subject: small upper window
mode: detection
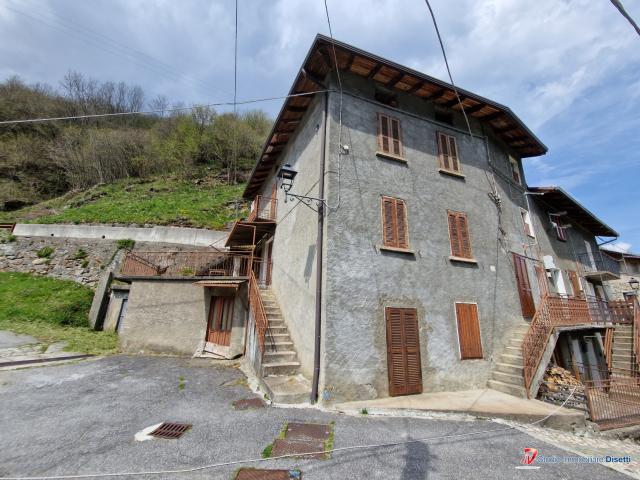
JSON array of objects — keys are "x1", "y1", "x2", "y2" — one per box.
[
  {"x1": 510, "y1": 157, "x2": 522, "y2": 185},
  {"x1": 377, "y1": 113, "x2": 403, "y2": 159},
  {"x1": 521, "y1": 209, "x2": 534, "y2": 238},
  {"x1": 437, "y1": 132, "x2": 460, "y2": 174},
  {"x1": 550, "y1": 214, "x2": 567, "y2": 241}
]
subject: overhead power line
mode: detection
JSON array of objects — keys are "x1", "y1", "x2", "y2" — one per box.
[
  {"x1": 0, "y1": 90, "x2": 330, "y2": 125},
  {"x1": 422, "y1": 0, "x2": 473, "y2": 137},
  {"x1": 609, "y1": 0, "x2": 640, "y2": 37}
]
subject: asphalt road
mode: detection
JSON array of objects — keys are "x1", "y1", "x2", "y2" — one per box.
[{"x1": 0, "y1": 356, "x2": 631, "y2": 479}]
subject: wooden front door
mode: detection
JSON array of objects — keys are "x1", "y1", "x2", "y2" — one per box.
[
  {"x1": 513, "y1": 253, "x2": 535, "y2": 318},
  {"x1": 206, "y1": 296, "x2": 234, "y2": 346},
  {"x1": 386, "y1": 307, "x2": 423, "y2": 396}
]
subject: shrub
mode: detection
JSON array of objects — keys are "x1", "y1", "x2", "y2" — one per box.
[
  {"x1": 180, "y1": 267, "x2": 195, "y2": 276},
  {"x1": 7, "y1": 235, "x2": 16, "y2": 242},
  {"x1": 73, "y1": 248, "x2": 87, "y2": 260},
  {"x1": 81, "y1": 259, "x2": 89, "y2": 268},
  {"x1": 36, "y1": 246, "x2": 54, "y2": 258},
  {"x1": 116, "y1": 239, "x2": 135, "y2": 250}
]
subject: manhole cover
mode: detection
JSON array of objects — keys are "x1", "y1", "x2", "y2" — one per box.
[
  {"x1": 286, "y1": 423, "x2": 331, "y2": 441},
  {"x1": 270, "y1": 439, "x2": 325, "y2": 459},
  {"x1": 233, "y1": 397, "x2": 266, "y2": 410},
  {"x1": 149, "y1": 422, "x2": 192, "y2": 439},
  {"x1": 235, "y1": 469, "x2": 301, "y2": 480}
]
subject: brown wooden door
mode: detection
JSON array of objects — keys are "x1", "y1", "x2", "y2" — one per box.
[
  {"x1": 455, "y1": 303, "x2": 483, "y2": 359},
  {"x1": 206, "y1": 296, "x2": 234, "y2": 346},
  {"x1": 513, "y1": 253, "x2": 535, "y2": 318},
  {"x1": 534, "y1": 264, "x2": 549, "y2": 299},
  {"x1": 386, "y1": 307, "x2": 422, "y2": 396}
]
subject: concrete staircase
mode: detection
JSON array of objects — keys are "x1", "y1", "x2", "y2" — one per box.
[
  {"x1": 258, "y1": 288, "x2": 311, "y2": 403},
  {"x1": 611, "y1": 324, "x2": 635, "y2": 371},
  {"x1": 487, "y1": 322, "x2": 529, "y2": 398}
]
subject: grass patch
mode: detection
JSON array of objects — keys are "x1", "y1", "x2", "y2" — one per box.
[
  {"x1": 73, "y1": 248, "x2": 88, "y2": 260},
  {"x1": 0, "y1": 173, "x2": 248, "y2": 229},
  {"x1": 0, "y1": 272, "x2": 117, "y2": 354},
  {"x1": 261, "y1": 443, "x2": 273, "y2": 458},
  {"x1": 178, "y1": 376, "x2": 186, "y2": 391},
  {"x1": 278, "y1": 422, "x2": 289, "y2": 439},
  {"x1": 323, "y1": 422, "x2": 335, "y2": 459},
  {"x1": 116, "y1": 239, "x2": 135, "y2": 250},
  {"x1": 360, "y1": 408, "x2": 368, "y2": 415},
  {"x1": 36, "y1": 246, "x2": 54, "y2": 258}
]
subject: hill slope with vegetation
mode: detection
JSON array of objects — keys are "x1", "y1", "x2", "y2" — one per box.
[{"x1": 0, "y1": 72, "x2": 270, "y2": 226}]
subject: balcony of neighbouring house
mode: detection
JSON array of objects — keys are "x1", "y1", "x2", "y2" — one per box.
[
  {"x1": 247, "y1": 195, "x2": 277, "y2": 222},
  {"x1": 577, "y1": 251, "x2": 621, "y2": 280},
  {"x1": 118, "y1": 250, "x2": 252, "y2": 280}
]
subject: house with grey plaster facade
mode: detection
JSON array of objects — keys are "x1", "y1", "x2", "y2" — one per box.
[{"x1": 112, "y1": 35, "x2": 635, "y2": 406}]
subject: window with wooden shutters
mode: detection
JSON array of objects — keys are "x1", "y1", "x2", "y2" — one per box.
[
  {"x1": 437, "y1": 132, "x2": 460, "y2": 173},
  {"x1": 381, "y1": 196, "x2": 410, "y2": 250},
  {"x1": 385, "y1": 307, "x2": 422, "y2": 396},
  {"x1": 377, "y1": 113, "x2": 403, "y2": 158},
  {"x1": 447, "y1": 210, "x2": 473, "y2": 260},
  {"x1": 510, "y1": 158, "x2": 522, "y2": 185},
  {"x1": 521, "y1": 209, "x2": 534, "y2": 237},
  {"x1": 550, "y1": 214, "x2": 567, "y2": 241},
  {"x1": 455, "y1": 303, "x2": 483, "y2": 360}
]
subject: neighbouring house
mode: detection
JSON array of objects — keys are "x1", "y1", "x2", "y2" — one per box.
[
  {"x1": 600, "y1": 249, "x2": 640, "y2": 301},
  {"x1": 111, "y1": 35, "x2": 638, "y2": 413}
]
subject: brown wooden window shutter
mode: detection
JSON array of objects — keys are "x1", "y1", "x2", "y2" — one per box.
[
  {"x1": 447, "y1": 210, "x2": 473, "y2": 259},
  {"x1": 455, "y1": 303, "x2": 483, "y2": 359},
  {"x1": 377, "y1": 113, "x2": 403, "y2": 157},
  {"x1": 385, "y1": 307, "x2": 422, "y2": 396},
  {"x1": 381, "y1": 196, "x2": 409, "y2": 249},
  {"x1": 437, "y1": 132, "x2": 460, "y2": 173},
  {"x1": 567, "y1": 270, "x2": 583, "y2": 298}
]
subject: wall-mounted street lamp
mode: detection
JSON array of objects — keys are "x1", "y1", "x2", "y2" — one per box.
[
  {"x1": 629, "y1": 277, "x2": 640, "y2": 293},
  {"x1": 277, "y1": 164, "x2": 327, "y2": 213}
]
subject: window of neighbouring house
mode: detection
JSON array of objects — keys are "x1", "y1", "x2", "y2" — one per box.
[
  {"x1": 521, "y1": 209, "x2": 535, "y2": 238},
  {"x1": 377, "y1": 113, "x2": 403, "y2": 159},
  {"x1": 381, "y1": 196, "x2": 410, "y2": 250},
  {"x1": 550, "y1": 213, "x2": 567, "y2": 241},
  {"x1": 447, "y1": 210, "x2": 473, "y2": 260},
  {"x1": 455, "y1": 303, "x2": 483, "y2": 359},
  {"x1": 510, "y1": 157, "x2": 522, "y2": 185},
  {"x1": 437, "y1": 131, "x2": 461, "y2": 174}
]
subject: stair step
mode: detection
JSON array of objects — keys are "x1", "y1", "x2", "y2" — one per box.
[
  {"x1": 505, "y1": 346, "x2": 522, "y2": 354},
  {"x1": 499, "y1": 354, "x2": 523, "y2": 366},
  {"x1": 491, "y1": 371, "x2": 524, "y2": 385},
  {"x1": 263, "y1": 362, "x2": 300, "y2": 376},
  {"x1": 264, "y1": 351, "x2": 298, "y2": 362},
  {"x1": 615, "y1": 335, "x2": 633, "y2": 341},
  {"x1": 265, "y1": 342, "x2": 294, "y2": 352},
  {"x1": 494, "y1": 362, "x2": 524, "y2": 375},
  {"x1": 488, "y1": 380, "x2": 526, "y2": 397}
]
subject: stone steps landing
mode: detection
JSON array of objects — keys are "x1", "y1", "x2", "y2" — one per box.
[{"x1": 488, "y1": 323, "x2": 529, "y2": 398}]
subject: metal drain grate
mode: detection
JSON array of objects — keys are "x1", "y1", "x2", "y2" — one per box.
[
  {"x1": 285, "y1": 423, "x2": 331, "y2": 441},
  {"x1": 235, "y1": 469, "x2": 301, "y2": 480},
  {"x1": 233, "y1": 397, "x2": 267, "y2": 410},
  {"x1": 149, "y1": 422, "x2": 192, "y2": 439},
  {"x1": 270, "y1": 439, "x2": 325, "y2": 459}
]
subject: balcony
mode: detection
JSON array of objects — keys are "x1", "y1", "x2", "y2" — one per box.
[
  {"x1": 577, "y1": 251, "x2": 621, "y2": 280},
  {"x1": 119, "y1": 250, "x2": 252, "y2": 279},
  {"x1": 247, "y1": 195, "x2": 277, "y2": 222}
]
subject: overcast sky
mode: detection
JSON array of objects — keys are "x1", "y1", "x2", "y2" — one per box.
[{"x1": 1, "y1": 0, "x2": 639, "y2": 250}]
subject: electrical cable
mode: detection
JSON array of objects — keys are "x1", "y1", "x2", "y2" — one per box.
[
  {"x1": 609, "y1": 0, "x2": 640, "y2": 36},
  {"x1": 322, "y1": 0, "x2": 343, "y2": 211},
  {"x1": 0, "y1": 387, "x2": 578, "y2": 480},
  {"x1": 423, "y1": 0, "x2": 473, "y2": 138},
  {"x1": 0, "y1": 90, "x2": 331, "y2": 125}
]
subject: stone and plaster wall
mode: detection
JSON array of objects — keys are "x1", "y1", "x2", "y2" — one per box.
[
  {"x1": 254, "y1": 95, "x2": 327, "y2": 379},
  {"x1": 318, "y1": 74, "x2": 532, "y2": 403},
  {"x1": 119, "y1": 279, "x2": 247, "y2": 357},
  {"x1": 0, "y1": 236, "x2": 122, "y2": 287}
]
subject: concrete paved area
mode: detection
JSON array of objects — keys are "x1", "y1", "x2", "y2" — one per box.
[
  {"x1": 336, "y1": 388, "x2": 587, "y2": 430},
  {"x1": 0, "y1": 331, "x2": 38, "y2": 349},
  {"x1": 0, "y1": 356, "x2": 633, "y2": 479}
]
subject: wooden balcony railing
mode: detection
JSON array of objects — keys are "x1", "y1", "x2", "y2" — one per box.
[
  {"x1": 247, "y1": 195, "x2": 277, "y2": 222},
  {"x1": 522, "y1": 294, "x2": 634, "y2": 396},
  {"x1": 119, "y1": 251, "x2": 252, "y2": 278}
]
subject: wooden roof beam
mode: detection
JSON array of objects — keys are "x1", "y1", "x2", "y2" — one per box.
[
  {"x1": 301, "y1": 68, "x2": 326, "y2": 88},
  {"x1": 386, "y1": 71, "x2": 405, "y2": 88},
  {"x1": 493, "y1": 125, "x2": 519, "y2": 134},
  {"x1": 442, "y1": 96, "x2": 466, "y2": 108},
  {"x1": 406, "y1": 81, "x2": 425, "y2": 95},
  {"x1": 344, "y1": 54, "x2": 355, "y2": 71},
  {"x1": 286, "y1": 106, "x2": 309, "y2": 113},
  {"x1": 462, "y1": 103, "x2": 486, "y2": 115},
  {"x1": 367, "y1": 64, "x2": 383, "y2": 79},
  {"x1": 318, "y1": 46, "x2": 334, "y2": 70},
  {"x1": 427, "y1": 88, "x2": 448, "y2": 100},
  {"x1": 479, "y1": 111, "x2": 504, "y2": 122}
]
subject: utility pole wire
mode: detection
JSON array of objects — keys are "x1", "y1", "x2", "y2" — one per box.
[
  {"x1": 231, "y1": 0, "x2": 239, "y2": 186},
  {"x1": 609, "y1": 0, "x2": 640, "y2": 37},
  {"x1": 423, "y1": 0, "x2": 473, "y2": 137}
]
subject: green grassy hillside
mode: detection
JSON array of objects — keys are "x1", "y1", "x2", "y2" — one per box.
[{"x1": 0, "y1": 172, "x2": 248, "y2": 229}]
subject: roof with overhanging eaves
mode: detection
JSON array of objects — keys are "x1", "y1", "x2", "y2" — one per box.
[{"x1": 243, "y1": 34, "x2": 548, "y2": 199}]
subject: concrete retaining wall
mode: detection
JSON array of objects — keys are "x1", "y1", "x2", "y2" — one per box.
[{"x1": 13, "y1": 224, "x2": 228, "y2": 247}]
